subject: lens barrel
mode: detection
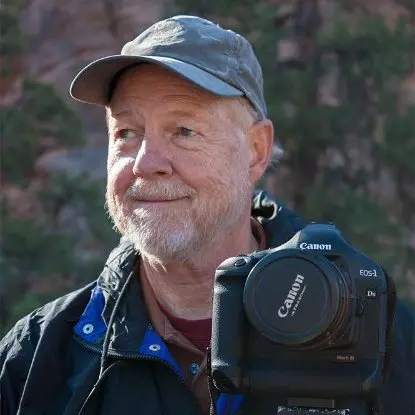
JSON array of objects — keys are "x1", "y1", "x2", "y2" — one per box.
[{"x1": 243, "y1": 249, "x2": 351, "y2": 348}]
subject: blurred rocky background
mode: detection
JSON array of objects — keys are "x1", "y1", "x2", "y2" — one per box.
[{"x1": 1, "y1": 0, "x2": 414, "y2": 335}]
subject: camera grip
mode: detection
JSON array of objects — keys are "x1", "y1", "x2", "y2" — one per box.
[{"x1": 210, "y1": 256, "x2": 252, "y2": 391}]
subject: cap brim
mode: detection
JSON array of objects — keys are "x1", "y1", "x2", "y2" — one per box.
[{"x1": 70, "y1": 55, "x2": 243, "y2": 105}]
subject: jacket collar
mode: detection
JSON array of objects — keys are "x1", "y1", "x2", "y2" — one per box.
[{"x1": 73, "y1": 191, "x2": 306, "y2": 355}]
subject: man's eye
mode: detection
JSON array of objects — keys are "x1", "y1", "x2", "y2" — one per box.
[
  {"x1": 177, "y1": 127, "x2": 196, "y2": 137},
  {"x1": 116, "y1": 129, "x2": 137, "y2": 140}
]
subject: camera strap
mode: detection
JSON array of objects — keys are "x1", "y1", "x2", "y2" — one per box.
[
  {"x1": 383, "y1": 268, "x2": 396, "y2": 376},
  {"x1": 207, "y1": 345, "x2": 219, "y2": 415},
  {"x1": 368, "y1": 268, "x2": 397, "y2": 415}
]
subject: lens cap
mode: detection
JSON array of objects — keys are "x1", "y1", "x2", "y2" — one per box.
[{"x1": 243, "y1": 250, "x2": 345, "y2": 346}]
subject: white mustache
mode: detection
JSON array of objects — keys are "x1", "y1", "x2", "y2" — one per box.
[{"x1": 126, "y1": 179, "x2": 195, "y2": 200}]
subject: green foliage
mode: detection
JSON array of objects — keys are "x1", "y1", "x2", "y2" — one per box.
[
  {"x1": 38, "y1": 172, "x2": 118, "y2": 252},
  {"x1": 319, "y1": 17, "x2": 414, "y2": 80},
  {"x1": 21, "y1": 79, "x2": 85, "y2": 146},
  {"x1": 0, "y1": 199, "x2": 74, "y2": 332},
  {"x1": 1, "y1": 106, "x2": 37, "y2": 183},
  {"x1": 1, "y1": 79, "x2": 85, "y2": 183},
  {"x1": 1, "y1": 201, "x2": 74, "y2": 274},
  {"x1": 382, "y1": 105, "x2": 415, "y2": 175},
  {"x1": 0, "y1": 0, "x2": 26, "y2": 74}
]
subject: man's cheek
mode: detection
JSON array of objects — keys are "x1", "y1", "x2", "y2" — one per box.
[{"x1": 108, "y1": 156, "x2": 135, "y2": 193}]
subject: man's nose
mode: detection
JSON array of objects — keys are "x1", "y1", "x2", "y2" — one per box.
[{"x1": 132, "y1": 138, "x2": 173, "y2": 178}]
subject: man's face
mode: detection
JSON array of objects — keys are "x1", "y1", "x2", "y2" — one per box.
[{"x1": 106, "y1": 64, "x2": 254, "y2": 261}]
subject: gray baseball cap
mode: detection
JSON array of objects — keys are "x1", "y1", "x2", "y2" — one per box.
[{"x1": 70, "y1": 15, "x2": 267, "y2": 118}]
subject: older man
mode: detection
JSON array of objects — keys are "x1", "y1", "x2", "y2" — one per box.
[{"x1": 1, "y1": 15, "x2": 413, "y2": 415}]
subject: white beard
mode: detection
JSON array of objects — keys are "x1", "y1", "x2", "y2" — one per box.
[
  {"x1": 111, "y1": 191, "x2": 250, "y2": 263},
  {"x1": 122, "y1": 204, "x2": 198, "y2": 262}
]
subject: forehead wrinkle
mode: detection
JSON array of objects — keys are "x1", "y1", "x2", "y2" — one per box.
[
  {"x1": 110, "y1": 96, "x2": 219, "y2": 125},
  {"x1": 109, "y1": 93, "x2": 144, "y2": 115},
  {"x1": 157, "y1": 94, "x2": 219, "y2": 120},
  {"x1": 114, "y1": 86, "x2": 216, "y2": 108}
]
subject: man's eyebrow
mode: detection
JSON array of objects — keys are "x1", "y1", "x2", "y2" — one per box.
[{"x1": 111, "y1": 108, "x2": 133, "y2": 117}]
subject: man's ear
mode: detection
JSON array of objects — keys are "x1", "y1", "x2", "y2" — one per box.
[{"x1": 247, "y1": 119, "x2": 274, "y2": 184}]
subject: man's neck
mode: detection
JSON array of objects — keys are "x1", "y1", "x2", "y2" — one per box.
[{"x1": 140, "y1": 214, "x2": 258, "y2": 320}]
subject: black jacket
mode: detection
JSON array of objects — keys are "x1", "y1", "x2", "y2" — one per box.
[{"x1": 1, "y1": 192, "x2": 414, "y2": 415}]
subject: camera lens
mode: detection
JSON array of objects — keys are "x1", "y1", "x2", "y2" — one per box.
[{"x1": 243, "y1": 249, "x2": 351, "y2": 348}]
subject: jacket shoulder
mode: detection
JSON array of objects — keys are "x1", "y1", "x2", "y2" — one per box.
[
  {"x1": 0, "y1": 282, "x2": 95, "y2": 413},
  {"x1": 252, "y1": 190, "x2": 305, "y2": 247}
]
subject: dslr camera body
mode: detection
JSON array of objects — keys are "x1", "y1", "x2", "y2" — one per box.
[{"x1": 210, "y1": 223, "x2": 391, "y2": 415}]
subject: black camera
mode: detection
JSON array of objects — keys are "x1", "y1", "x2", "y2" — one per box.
[{"x1": 210, "y1": 223, "x2": 391, "y2": 415}]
